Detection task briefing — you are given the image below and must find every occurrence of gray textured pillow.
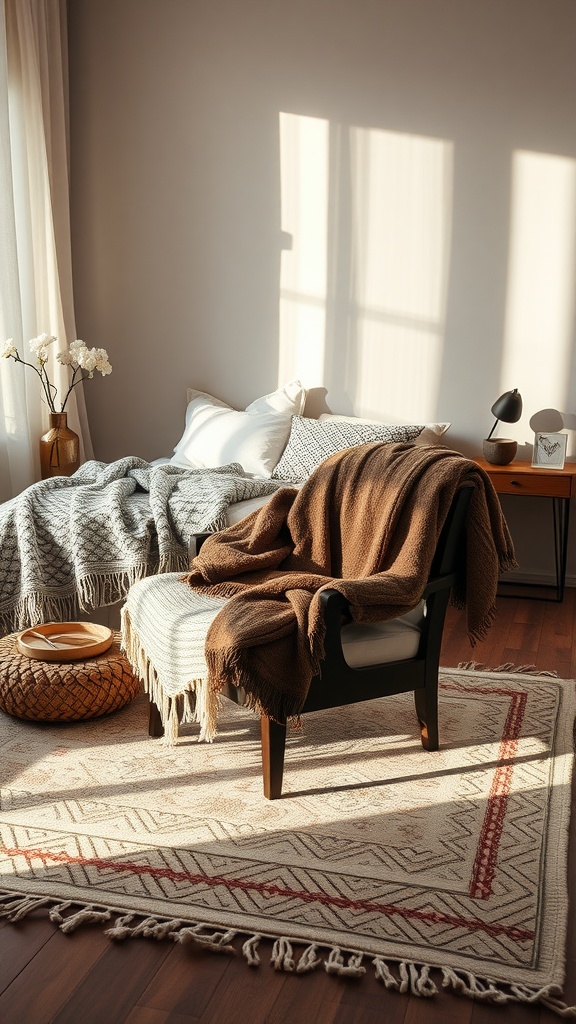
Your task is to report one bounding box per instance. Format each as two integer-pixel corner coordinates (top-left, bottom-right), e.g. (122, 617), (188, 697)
(272, 416), (424, 483)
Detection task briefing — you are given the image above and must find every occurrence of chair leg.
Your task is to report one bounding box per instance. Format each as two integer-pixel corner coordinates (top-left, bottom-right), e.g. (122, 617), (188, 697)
(148, 698), (165, 738)
(414, 679), (439, 751)
(260, 715), (287, 799)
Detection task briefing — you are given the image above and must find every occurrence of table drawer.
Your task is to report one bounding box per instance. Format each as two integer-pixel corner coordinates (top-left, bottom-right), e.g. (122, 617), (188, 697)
(492, 472), (573, 498)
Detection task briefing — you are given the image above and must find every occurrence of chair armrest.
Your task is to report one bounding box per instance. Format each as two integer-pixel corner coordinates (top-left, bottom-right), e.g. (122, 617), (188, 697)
(422, 571), (457, 598)
(188, 532), (212, 562)
(315, 589), (353, 669)
(316, 588), (352, 625)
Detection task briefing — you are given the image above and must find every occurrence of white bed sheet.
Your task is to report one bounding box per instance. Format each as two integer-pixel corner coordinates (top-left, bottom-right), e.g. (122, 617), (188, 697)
(152, 457), (301, 527)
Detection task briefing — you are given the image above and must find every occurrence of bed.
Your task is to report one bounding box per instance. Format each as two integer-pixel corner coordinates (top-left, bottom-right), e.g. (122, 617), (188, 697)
(0, 379), (450, 637)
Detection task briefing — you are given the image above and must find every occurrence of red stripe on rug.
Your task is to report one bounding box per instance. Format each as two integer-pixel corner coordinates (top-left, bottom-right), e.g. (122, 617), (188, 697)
(441, 681), (528, 900)
(1, 843), (534, 943)
(470, 690), (527, 898)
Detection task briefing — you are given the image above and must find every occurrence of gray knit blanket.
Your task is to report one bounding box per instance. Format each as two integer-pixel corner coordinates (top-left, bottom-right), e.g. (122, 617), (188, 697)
(0, 456), (280, 636)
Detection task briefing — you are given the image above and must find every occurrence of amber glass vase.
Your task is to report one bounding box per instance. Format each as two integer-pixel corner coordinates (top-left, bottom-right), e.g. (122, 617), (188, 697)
(39, 412), (79, 479)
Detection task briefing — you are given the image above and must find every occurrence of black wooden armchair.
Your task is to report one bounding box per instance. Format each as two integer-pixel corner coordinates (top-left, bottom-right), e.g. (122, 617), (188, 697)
(185, 483), (473, 799)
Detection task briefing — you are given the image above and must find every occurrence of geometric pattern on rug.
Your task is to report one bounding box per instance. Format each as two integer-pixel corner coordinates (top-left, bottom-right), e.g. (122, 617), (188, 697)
(1, 668), (574, 1012)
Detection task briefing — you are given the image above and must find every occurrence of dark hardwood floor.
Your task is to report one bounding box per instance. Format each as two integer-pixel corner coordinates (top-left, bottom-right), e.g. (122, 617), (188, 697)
(1, 591), (575, 1023)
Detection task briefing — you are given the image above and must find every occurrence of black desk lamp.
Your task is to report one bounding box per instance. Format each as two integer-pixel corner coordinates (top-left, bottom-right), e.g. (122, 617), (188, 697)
(483, 388), (523, 465)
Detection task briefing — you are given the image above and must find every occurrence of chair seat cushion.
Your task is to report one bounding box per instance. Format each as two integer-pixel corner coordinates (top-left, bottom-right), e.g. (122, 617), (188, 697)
(122, 573), (426, 742)
(123, 572), (424, 687)
(340, 602), (424, 668)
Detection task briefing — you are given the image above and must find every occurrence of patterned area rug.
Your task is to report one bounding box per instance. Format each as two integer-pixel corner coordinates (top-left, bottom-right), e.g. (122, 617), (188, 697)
(1, 668), (575, 1015)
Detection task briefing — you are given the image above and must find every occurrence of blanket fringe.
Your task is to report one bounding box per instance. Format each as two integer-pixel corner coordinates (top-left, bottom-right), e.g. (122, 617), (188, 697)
(1, 892), (575, 1017)
(0, 566), (173, 638)
(77, 567), (159, 613)
(120, 606), (219, 744)
(0, 593), (81, 637)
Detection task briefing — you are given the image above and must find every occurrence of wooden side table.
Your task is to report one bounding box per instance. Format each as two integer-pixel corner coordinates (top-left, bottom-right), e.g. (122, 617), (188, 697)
(474, 457), (576, 602)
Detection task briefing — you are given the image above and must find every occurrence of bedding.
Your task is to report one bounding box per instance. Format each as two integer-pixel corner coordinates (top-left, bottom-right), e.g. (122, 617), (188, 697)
(0, 378), (452, 637)
(272, 415), (448, 483)
(170, 380), (306, 475)
(0, 457), (280, 637)
(319, 413), (451, 447)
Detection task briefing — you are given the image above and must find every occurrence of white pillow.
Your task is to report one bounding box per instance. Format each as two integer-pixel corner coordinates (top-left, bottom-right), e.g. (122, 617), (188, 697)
(185, 380), (306, 416)
(172, 383), (306, 477)
(246, 379), (306, 416)
(319, 414), (450, 447)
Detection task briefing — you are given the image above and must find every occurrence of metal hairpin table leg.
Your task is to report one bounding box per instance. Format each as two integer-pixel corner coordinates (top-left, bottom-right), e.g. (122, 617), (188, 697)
(552, 496), (570, 603)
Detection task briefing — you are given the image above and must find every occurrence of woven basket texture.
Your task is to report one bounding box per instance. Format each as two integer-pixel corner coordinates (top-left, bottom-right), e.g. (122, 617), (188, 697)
(0, 632), (141, 721)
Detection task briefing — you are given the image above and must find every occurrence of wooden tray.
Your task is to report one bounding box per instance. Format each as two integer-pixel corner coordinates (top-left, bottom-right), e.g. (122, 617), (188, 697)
(17, 622), (114, 662)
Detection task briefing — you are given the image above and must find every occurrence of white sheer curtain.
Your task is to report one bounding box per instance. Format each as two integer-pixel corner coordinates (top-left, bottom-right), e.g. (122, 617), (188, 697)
(0, 0), (92, 502)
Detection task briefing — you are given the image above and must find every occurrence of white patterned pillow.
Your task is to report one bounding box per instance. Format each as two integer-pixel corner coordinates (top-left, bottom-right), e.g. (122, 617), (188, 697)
(319, 413), (450, 447)
(272, 417), (425, 483)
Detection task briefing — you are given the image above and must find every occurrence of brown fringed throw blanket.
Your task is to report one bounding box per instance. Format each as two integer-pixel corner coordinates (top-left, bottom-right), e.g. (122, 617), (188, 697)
(182, 443), (517, 724)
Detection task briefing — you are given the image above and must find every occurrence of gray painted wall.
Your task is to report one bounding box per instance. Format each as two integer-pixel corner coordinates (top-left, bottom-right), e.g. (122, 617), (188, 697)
(67, 0), (576, 583)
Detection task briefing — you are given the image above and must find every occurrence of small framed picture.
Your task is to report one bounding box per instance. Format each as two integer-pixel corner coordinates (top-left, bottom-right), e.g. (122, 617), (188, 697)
(531, 432), (567, 470)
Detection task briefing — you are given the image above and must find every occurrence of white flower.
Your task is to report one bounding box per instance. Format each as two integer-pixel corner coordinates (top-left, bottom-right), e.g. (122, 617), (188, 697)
(2, 338), (18, 359)
(29, 332), (55, 367)
(28, 335), (53, 356)
(29, 333), (55, 355)
(77, 346), (98, 374)
(69, 339), (86, 361)
(5, 332), (111, 413)
(94, 348), (112, 376)
(57, 340), (112, 377)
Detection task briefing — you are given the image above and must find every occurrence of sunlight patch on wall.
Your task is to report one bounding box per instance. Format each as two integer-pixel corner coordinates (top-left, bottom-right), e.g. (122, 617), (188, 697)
(277, 116), (452, 420)
(278, 113), (328, 386)
(501, 150), (576, 443)
(350, 129), (453, 421)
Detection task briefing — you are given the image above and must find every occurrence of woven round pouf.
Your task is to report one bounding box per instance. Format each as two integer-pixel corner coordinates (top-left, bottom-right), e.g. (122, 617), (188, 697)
(0, 631), (141, 721)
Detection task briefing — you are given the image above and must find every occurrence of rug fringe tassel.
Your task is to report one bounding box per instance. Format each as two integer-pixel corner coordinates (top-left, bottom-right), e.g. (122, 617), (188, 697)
(104, 913), (184, 941)
(175, 924), (237, 953)
(104, 913), (237, 953)
(373, 958), (435, 996)
(456, 661), (558, 676)
(270, 938), (326, 974)
(325, 947), (366, 977)
(271, 937), (296, 971)
(441, 968), (576, 1017)
(297, 944), (323, 973)
(242, 933), (262, 966)
(2, 891), (575, 1017)
(0, 894), (52, 921)
(510, 984), (576, 1018)
(51, 904), (112, 933)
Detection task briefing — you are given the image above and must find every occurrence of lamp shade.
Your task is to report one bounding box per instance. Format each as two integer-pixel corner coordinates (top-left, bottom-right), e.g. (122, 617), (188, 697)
(491, 388), (522, 424)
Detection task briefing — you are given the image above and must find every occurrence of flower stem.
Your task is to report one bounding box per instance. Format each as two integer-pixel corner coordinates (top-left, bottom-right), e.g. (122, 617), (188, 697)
(14, 354), (56, 412)
(59, 366), (84, 413)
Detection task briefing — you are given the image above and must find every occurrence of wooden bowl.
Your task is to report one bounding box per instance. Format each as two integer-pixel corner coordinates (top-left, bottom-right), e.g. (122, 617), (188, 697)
(16, 622), (114, 662)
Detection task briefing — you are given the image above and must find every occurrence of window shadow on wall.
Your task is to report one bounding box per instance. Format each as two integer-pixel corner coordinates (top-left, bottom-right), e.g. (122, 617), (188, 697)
(276, 112), (576, 455)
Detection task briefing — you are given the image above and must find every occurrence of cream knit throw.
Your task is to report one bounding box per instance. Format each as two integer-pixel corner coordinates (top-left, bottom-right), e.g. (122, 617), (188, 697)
(121, 574), (225, 743)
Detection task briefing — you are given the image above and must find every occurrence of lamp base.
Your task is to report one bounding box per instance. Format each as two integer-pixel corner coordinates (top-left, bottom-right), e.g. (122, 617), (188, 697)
(482, 438), (517, 466)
